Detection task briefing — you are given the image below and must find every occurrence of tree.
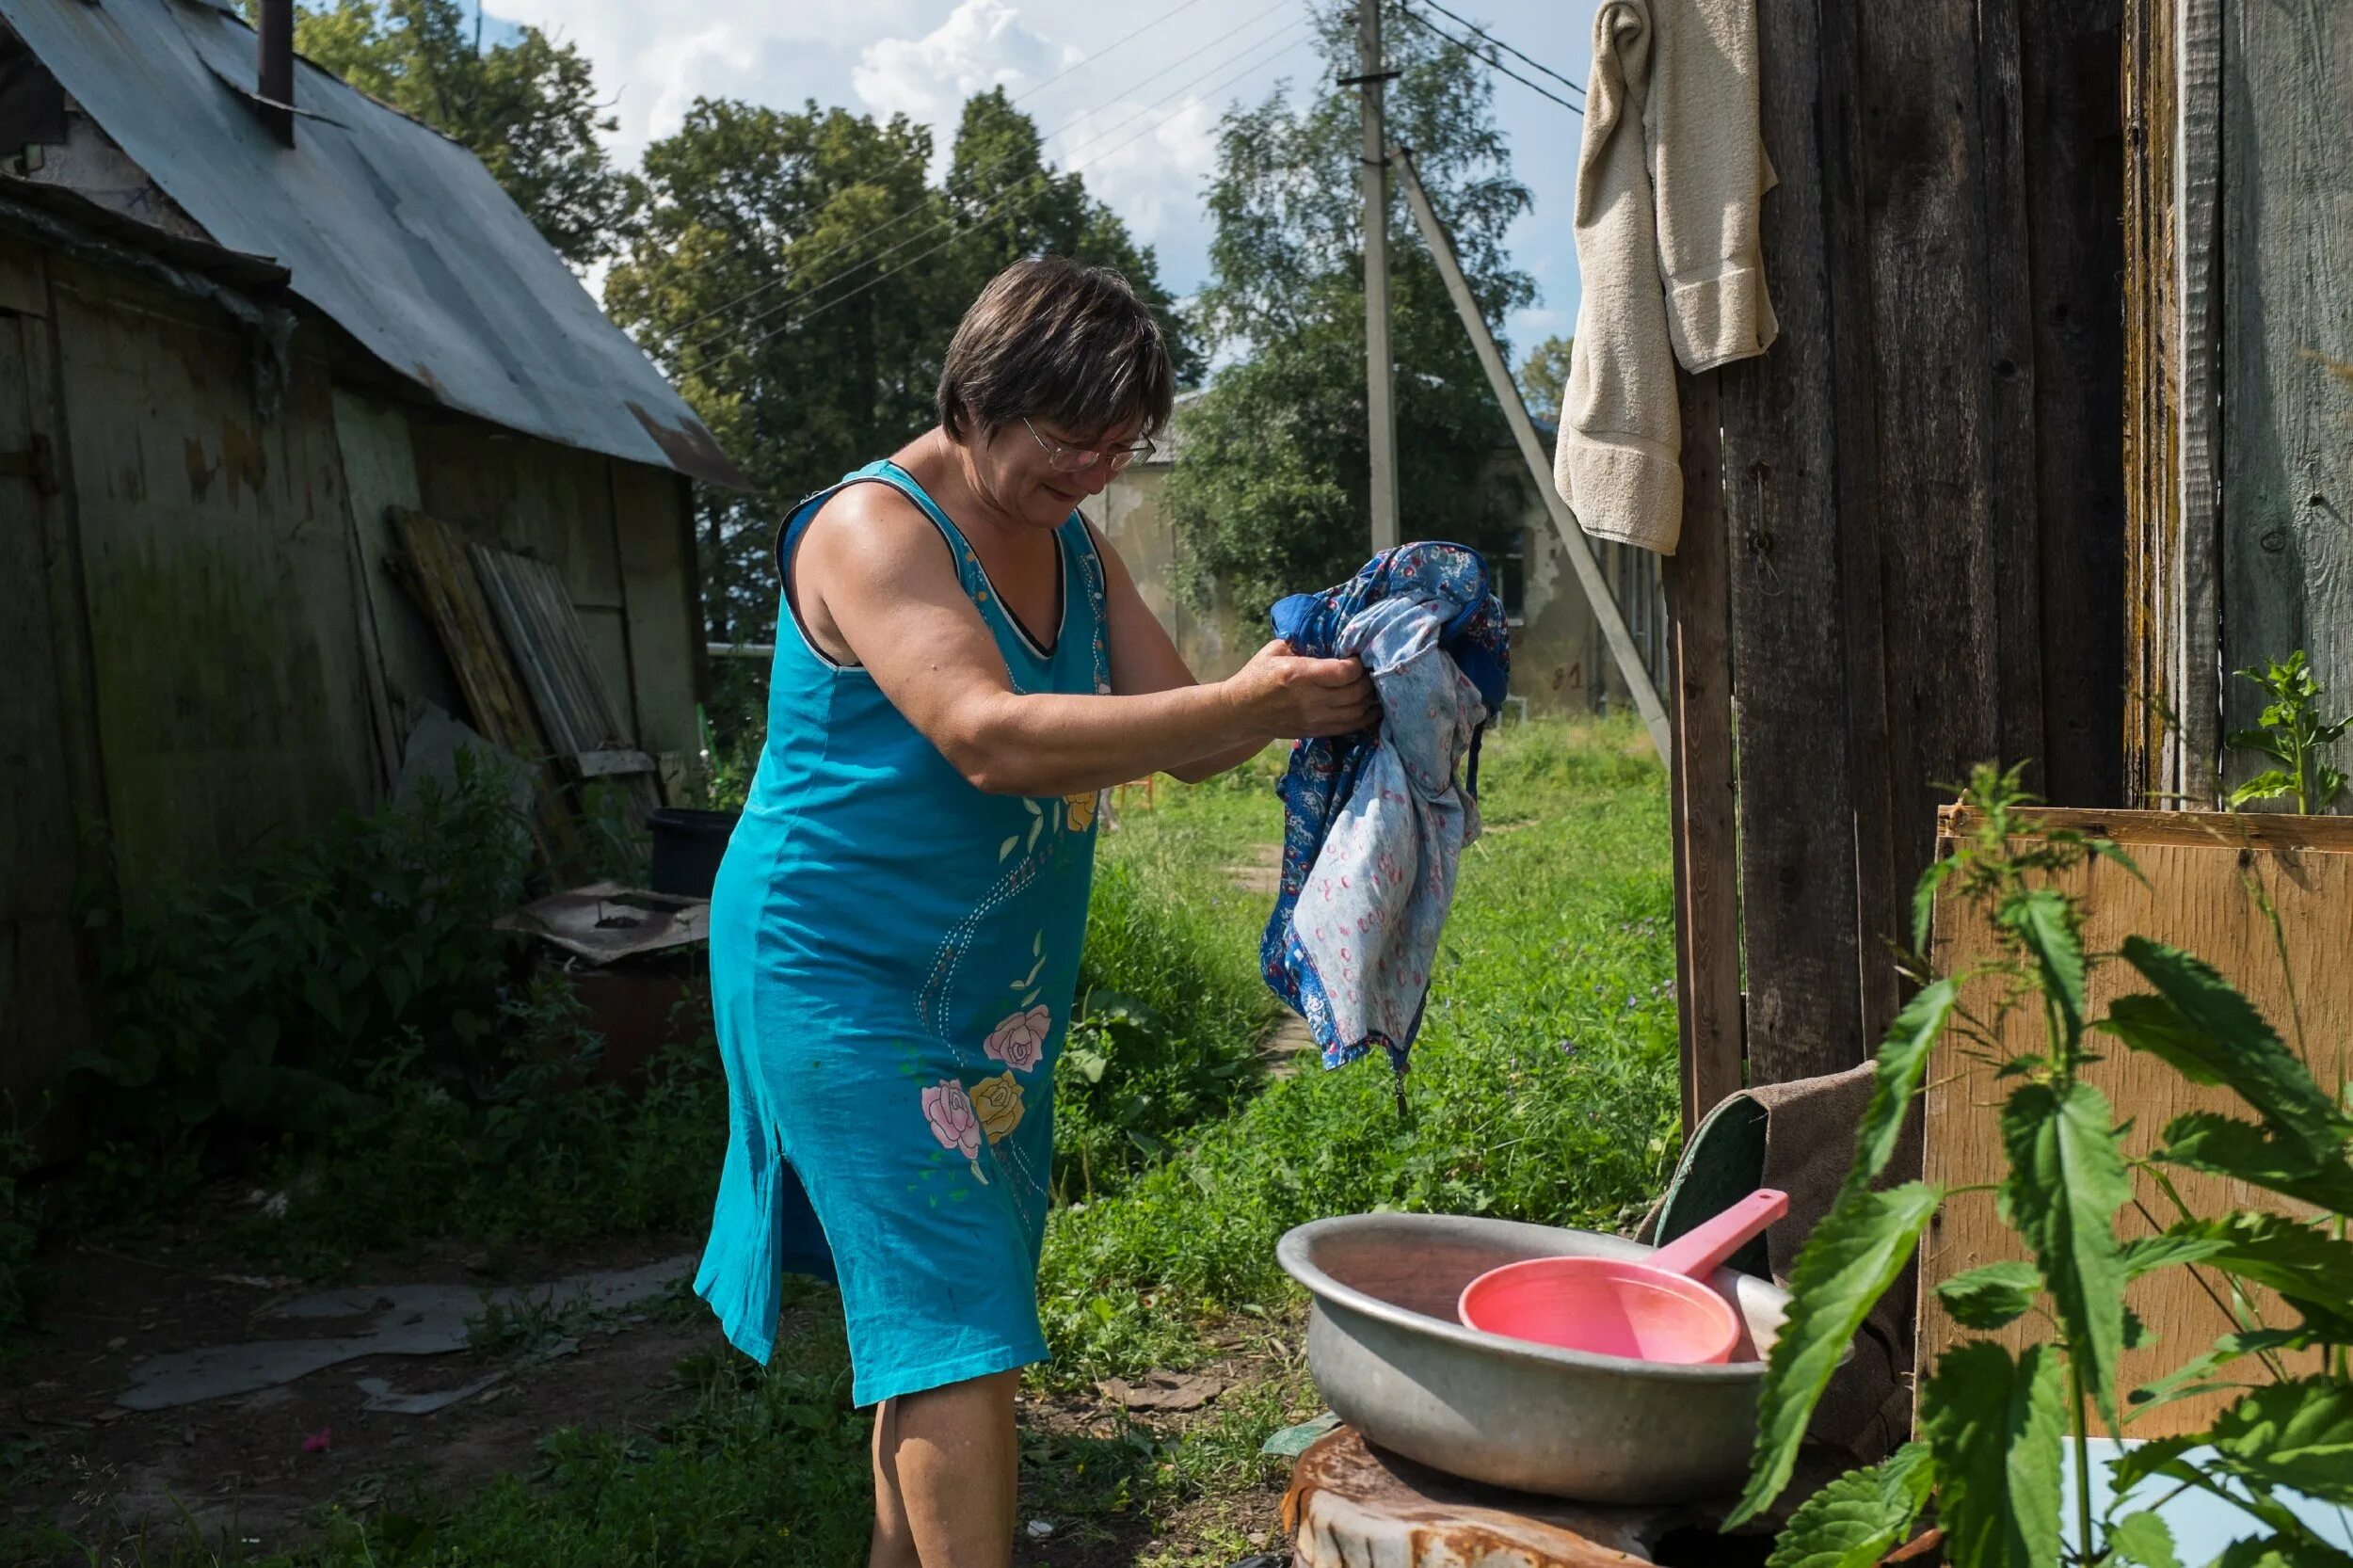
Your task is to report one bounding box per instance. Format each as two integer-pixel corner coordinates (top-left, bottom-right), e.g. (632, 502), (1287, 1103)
(600, 90), (1198, 662)
(289, 0), (633, 269)
(1516, 332), (1574, 426)
(1162, 2), (1537, 617)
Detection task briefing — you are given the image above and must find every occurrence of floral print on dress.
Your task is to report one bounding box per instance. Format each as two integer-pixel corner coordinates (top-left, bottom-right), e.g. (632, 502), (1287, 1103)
(1064, 792), (1099, 832)
(984, 1005), (1050, 1072)
(970, 1070), (1025, 1144)
(921, 1079), (984, 1172)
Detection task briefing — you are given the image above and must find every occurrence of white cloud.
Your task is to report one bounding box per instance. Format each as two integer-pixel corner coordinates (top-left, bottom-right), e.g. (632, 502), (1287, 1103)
(1047, 93), (1224, 250)
(853, 0), (1075, 130)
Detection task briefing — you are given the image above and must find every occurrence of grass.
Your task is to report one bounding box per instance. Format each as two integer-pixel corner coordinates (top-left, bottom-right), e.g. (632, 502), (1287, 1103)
(1042, 717), (1679, 1379)
(11, 714), (1678, 1567)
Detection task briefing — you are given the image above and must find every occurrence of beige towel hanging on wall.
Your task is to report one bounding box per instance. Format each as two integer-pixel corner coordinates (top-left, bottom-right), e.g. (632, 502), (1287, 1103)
(1555, 0), (1777, 555)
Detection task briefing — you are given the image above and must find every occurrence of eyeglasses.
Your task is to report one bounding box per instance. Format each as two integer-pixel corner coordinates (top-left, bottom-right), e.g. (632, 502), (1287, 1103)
(1021, 416), (1156, 475)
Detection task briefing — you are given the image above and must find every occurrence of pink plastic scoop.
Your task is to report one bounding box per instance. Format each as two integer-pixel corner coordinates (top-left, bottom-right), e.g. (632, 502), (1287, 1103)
(1457, 1189), (1790, 1365)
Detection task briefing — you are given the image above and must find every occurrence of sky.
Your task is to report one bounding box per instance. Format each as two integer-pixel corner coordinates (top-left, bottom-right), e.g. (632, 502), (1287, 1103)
(478, 0), (1595, 361)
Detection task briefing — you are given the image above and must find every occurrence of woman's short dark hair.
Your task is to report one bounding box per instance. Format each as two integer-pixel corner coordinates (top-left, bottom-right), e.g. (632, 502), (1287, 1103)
(936, 257), (1175, 445)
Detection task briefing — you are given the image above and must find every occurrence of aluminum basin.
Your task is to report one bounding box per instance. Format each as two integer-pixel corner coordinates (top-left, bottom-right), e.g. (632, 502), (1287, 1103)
(1277, 1212), (1797, 1504)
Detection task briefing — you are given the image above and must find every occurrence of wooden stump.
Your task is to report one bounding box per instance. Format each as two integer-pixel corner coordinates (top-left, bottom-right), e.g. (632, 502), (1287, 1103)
(1281, 1428), (1710, 1568)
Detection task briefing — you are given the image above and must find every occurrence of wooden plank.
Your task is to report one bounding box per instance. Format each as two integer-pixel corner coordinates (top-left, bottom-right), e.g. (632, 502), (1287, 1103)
(0, 301), (95, 1142)
(1665, 368), (1745, 1136)
(611, 459), (700, 760)
(0, 235), (45, 317)
(2217, 0), (2353, 811)
(1818, 0), (1903, 1045)
(1920, 808), (2353, 1433)
(2024, 0), (2128, 808)
(1948, 802), (2353, 853)
(330, 391), (456, 736)
(388, 504), (575, 863)
(1721, 0), (1868, 1080)
(571, 748), (657, 780)
(471, 540), (660, 822)
(2120, 0), (2178, 807)
(2170, 0), (2224, 807)
(1971, 0), (2056, 792)
(1855, 0), (2010, 927)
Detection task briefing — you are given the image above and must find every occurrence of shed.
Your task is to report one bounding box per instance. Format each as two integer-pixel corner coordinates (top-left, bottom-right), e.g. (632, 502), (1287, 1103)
(0, 0), (747, 1125)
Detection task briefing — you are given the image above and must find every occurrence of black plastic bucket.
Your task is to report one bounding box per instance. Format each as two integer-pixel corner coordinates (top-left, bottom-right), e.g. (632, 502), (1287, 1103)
(647, 808), (741, 900)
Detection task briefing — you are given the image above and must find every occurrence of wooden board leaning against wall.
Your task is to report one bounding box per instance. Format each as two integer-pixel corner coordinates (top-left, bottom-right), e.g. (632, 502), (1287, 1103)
(1919, 806), (2353, 1436)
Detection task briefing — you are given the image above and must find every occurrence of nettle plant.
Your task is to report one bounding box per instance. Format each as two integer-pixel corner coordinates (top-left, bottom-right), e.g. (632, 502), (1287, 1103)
(1726, 764), (2353, 1568)
(2227, 652), (2348, 816)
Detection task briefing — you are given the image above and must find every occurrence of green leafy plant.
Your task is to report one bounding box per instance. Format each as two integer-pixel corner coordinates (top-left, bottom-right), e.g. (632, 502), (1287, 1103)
(2226, 652), (2349, 814)
(1732, 762), (2353, 1567)
(58, 753), (531, 1198)
(0, 1116), (42, 1339)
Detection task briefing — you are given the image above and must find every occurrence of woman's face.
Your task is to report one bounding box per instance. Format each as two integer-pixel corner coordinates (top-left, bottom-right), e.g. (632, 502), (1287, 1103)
(967, 410), (1148, 531)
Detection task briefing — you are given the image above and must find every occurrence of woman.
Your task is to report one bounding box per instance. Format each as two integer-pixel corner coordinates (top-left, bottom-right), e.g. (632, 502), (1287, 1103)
(695, 257), (1374, 1567)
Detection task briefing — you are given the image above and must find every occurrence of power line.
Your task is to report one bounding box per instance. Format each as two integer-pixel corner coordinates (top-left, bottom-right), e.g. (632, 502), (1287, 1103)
(785, 24), (1314, 340)
(1410, 0), (1584, 98)
(691, 18), (1312, 367)
(664, 0), (1290, 344)
(1396, 3), (1582, 115)
(712, 24), (1319, 370)
(680, 15), (1305, 365)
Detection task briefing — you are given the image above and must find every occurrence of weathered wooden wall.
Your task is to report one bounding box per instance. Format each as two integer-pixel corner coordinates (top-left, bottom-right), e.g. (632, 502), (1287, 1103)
(2217, 0), (2353, 797)
(1920, 808), (2353, 1434)
(0, 236), (97, 1143)
(1691, 0), (2128, 1086)
(2126, 0), (2353, 809)
(50, 257), (384, 890)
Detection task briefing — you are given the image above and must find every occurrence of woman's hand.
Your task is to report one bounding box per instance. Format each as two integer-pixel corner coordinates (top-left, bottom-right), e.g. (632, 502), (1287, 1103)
(1225, 639), (1379, 738)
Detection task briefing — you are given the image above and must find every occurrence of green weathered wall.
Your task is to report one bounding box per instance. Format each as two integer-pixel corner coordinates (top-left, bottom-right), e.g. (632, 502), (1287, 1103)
(52, 264), (382, 889)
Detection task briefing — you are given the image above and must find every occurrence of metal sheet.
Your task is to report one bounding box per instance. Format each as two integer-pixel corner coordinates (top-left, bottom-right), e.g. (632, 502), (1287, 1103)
(0, 0), (748, 488)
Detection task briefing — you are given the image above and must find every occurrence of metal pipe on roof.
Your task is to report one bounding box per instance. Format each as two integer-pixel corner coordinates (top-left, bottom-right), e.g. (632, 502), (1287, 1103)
(257, 0), (294, 145)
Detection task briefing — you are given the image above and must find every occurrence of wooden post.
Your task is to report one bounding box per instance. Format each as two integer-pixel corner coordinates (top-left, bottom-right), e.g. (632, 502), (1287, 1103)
(1389, 144), (1673, 763)
(1358, 0), (1400, 554)
(2121, 0), (2179, 808)
(1665, 369), (1744, 1136)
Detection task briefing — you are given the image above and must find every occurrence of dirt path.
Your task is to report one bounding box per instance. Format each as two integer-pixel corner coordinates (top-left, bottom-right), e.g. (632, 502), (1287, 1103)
(1226, 843), (1316, 1079)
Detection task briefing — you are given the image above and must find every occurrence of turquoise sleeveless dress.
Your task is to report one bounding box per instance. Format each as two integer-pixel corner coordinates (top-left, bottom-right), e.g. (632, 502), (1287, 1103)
(694, 459), (1107, 1407)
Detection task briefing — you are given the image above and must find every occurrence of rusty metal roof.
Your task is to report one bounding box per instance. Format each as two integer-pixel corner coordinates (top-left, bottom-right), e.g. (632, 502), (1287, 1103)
(0, 0), (748, 488)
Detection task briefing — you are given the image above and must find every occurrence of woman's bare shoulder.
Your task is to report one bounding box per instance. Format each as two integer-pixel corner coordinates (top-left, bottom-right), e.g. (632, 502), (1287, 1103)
(802, 480), (947, 575)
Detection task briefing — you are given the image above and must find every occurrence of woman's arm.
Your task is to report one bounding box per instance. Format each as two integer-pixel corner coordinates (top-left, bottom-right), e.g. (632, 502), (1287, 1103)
(1086, 520), (1284, 783)
(801, 487), (1372, 797)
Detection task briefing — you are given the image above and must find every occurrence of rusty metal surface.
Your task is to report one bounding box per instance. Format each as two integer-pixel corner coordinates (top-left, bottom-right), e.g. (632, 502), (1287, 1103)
(1278, 1213), (1806, 1505)
(1282, 1427), (1687, 1568)
(0, 0), (747, 488)
(494, 882), (709, 966)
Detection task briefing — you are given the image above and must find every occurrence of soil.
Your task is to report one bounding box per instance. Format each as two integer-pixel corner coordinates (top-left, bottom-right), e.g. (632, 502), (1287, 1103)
(3, 1226), (719, 1561)
(5, 1223), (1298, 1567)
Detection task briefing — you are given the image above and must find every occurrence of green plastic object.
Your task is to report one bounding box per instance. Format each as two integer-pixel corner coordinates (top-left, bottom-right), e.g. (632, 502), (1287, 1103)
(1647, 1093), (1771, 1279)
(1261, 1410), (1344, 1457)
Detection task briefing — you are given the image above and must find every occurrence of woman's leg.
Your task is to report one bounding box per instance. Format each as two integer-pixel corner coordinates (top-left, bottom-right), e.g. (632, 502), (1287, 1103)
(870, 1368), (1019, 1568)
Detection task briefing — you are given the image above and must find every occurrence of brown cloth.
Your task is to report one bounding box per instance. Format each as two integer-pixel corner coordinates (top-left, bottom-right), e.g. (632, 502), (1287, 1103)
(1641, 1061), (1915, 1464)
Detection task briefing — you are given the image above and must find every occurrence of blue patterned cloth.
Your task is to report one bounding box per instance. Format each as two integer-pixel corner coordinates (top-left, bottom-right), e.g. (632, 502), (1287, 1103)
(1260, 544), (1509, 1075)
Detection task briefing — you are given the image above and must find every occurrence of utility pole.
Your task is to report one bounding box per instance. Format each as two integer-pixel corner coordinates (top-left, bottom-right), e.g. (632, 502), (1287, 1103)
(1355, 0), (1401, 552)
